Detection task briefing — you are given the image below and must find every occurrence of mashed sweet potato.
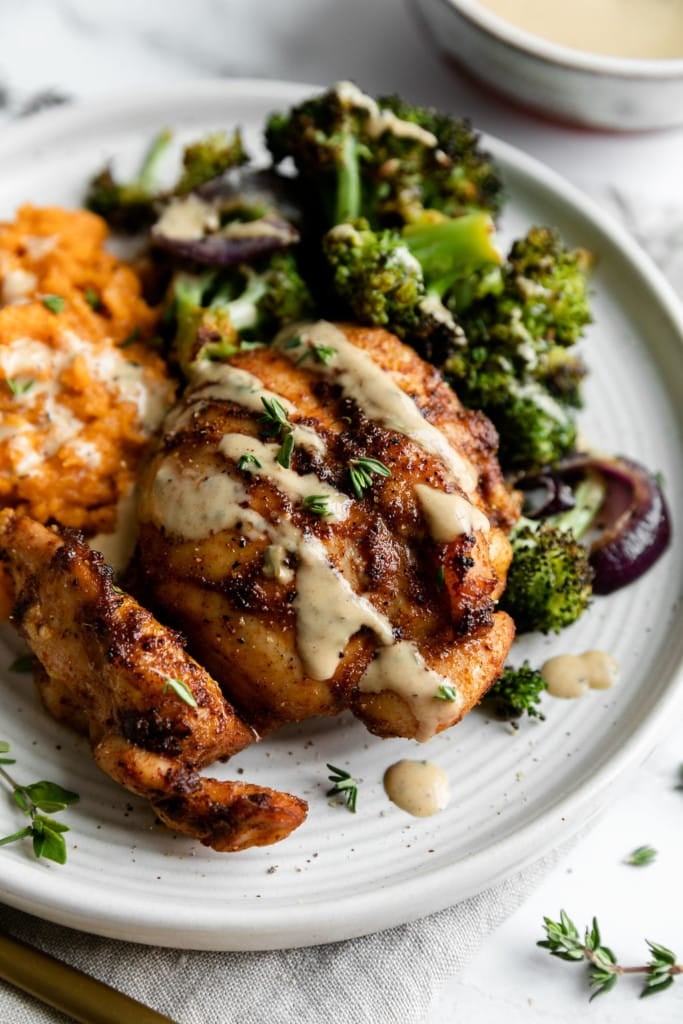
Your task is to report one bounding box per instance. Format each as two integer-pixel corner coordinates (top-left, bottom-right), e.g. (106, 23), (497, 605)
(0, 204), (175, 550)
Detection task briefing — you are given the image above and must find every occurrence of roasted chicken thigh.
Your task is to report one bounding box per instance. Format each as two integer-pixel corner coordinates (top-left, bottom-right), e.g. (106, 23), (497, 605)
(136, 322), (519, 741)
(0, 511), (307, 851)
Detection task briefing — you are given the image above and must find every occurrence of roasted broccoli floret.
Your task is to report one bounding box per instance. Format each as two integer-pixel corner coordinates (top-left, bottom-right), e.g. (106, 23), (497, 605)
(500, 476), (604, 634)
(175, 130), (248, 195)
(265, 82), (504, 231)
(166, 251), (314, 375)
(322, 213), (500, 364)
(86, 129), (174, 231)
(444, 226), (593, 471)
(484, 662), (547, 723)
(86, 128), (247, 231)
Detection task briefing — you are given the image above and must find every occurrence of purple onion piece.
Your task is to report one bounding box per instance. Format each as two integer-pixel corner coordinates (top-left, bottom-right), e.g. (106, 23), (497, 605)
(196, 169), (303, 224)
(550, 453), (672, 595)
(151, 214), (300, 267)
(518, 472), (576, 518)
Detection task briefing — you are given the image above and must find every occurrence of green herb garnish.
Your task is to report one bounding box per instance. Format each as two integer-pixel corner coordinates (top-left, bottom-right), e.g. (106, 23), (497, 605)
(237, 453), (262, 471)
(276, 431), (295, 469)
(435, 683), (458, 702)
(302, 494), (332, 517)
(0, 742), (79, 865)
(626, 845), (658, 867)
(42, 294), (65, 314)
(6, 378), (34, 397)
(260, 396), (291, 434)
(348, 456), (391, 500)
(162, 677), (198, 708)
(326, 763), (358, 813)
(539, 910), (682, 1000)
(83, 286), (101, 310)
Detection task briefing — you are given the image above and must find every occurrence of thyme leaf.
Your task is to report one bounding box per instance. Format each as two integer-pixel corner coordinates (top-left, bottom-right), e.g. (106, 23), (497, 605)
(237, 453), (262, 471)
(276, 431), (295, 469)
(302, 494), (332, 517)
(0, 743), (79, 864)
(626, 845), (658, 867)
(326, 763), (358, 813)
(539, 910), (683, 1000)
(6, 378), (34, 396)
(348, 456), (391, 500)
(42, 294), (65, 314)
(162, 677), (198, 708)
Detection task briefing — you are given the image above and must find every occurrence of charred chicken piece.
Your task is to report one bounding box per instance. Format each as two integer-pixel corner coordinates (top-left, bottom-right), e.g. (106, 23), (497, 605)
(0, 511), (307, 851)
(136, 321), (519, 741)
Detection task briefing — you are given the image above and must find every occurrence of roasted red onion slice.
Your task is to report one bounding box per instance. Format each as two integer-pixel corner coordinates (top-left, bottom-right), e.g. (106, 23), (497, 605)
(149, 182), (300, 267)
(527, 454), (672, 595)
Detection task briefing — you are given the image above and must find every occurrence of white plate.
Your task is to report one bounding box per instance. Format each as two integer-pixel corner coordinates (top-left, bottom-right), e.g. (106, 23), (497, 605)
(0, 80), (682, 952)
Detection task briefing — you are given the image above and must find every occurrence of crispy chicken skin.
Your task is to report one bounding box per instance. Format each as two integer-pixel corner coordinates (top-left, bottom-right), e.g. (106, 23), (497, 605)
(136, 322), (519, 741)
(0, 511), (307, 851)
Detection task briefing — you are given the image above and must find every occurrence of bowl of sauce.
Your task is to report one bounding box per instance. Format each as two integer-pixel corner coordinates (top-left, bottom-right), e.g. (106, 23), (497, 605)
(416, 0), (683, 130)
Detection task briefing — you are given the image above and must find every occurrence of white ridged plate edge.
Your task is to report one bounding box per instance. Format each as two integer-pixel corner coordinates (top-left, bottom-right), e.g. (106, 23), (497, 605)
(0, 79), (682, 951)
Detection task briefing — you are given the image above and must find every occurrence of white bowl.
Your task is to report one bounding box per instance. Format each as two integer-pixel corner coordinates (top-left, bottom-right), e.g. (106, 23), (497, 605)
(416, 0), (683, 131)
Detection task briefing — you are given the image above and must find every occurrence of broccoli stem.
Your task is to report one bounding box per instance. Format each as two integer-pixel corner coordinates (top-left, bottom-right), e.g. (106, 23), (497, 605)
(221, 272), (269, 331)
(551, 473), (606, 539)
(136, 129), (173, 194)
(335, 134), (363, 224)
(402, 212), (500, 300)
(517, 473), (606, 543)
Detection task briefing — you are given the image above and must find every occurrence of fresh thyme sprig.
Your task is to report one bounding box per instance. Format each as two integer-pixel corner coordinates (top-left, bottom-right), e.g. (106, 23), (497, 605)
(294, 341), (337, 366)
(6, 378), (35, 397)
(237, 453), (262, 471)
(42, 294), (65, 314)
(539, 910), (683, 999)
(260, 396), (295, 469)
(162, 677), (198, 708)
(326, 763), (359, 813)
(0, 742), (79, 865)
(260, 396), (290, 434)
(276, 431), (294, 469)
(348, 456), (391, 500)
(626, 845), (658, 867)
(302, 494), (332, 517)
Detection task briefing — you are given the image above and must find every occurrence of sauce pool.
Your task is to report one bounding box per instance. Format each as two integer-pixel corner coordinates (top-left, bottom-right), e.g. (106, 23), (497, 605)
(383, 759), (450, 817)
(476, 0), (683, 60)
(541, 649), (619, 700)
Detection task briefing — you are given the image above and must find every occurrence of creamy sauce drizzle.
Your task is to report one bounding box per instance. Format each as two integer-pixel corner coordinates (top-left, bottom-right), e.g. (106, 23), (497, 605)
(188, 362), (327, 456)
(542, 650), (620, 700)
(276, 321), (478, 495)
(383, 759), (450, 817)
(415, 483), (489, 542)
(219, 434), (350, 522)
(152, 194), (219, 241)
(476, 0), (683, 59)
(146, 461), (394, 681)
(360, 642), (462, 742)
(145, 321), (490, 732)
(335, 81), (439, 146)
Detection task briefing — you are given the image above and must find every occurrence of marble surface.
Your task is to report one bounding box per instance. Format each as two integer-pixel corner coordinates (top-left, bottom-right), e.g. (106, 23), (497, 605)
(1, 1), (682, 1021)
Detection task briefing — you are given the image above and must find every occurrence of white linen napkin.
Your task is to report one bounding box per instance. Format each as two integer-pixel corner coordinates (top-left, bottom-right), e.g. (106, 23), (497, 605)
(1, 837), (574, 1024)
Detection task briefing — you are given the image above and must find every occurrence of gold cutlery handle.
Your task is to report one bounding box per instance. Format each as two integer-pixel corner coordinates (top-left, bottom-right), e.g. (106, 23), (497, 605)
(0, 930), (177, 1024)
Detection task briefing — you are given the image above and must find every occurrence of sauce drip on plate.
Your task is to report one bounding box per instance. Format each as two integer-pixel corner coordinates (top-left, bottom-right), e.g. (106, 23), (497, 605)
(383, 759), (450, 817)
